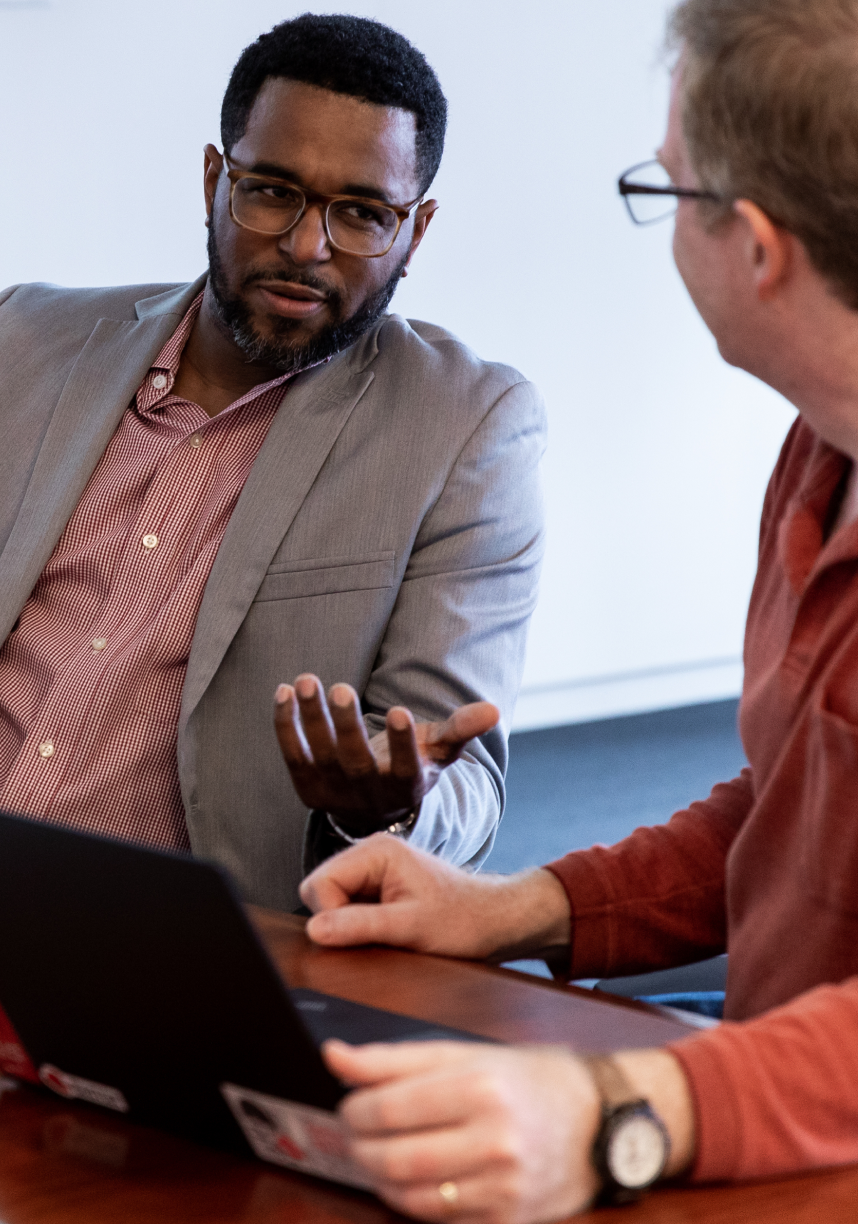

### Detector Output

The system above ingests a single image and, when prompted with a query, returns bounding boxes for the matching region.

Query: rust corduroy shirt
[547,417,858,1182]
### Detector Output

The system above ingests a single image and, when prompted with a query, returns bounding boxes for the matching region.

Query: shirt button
[152,373,168,390]
[188,433,202,448]
[92,637,107,651]
[38,740,55,759]
[142,534,158,550]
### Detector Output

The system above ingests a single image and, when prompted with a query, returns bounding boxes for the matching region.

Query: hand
[325,1039,603,1223]
[300,833,572,960]
[275,675,499,835]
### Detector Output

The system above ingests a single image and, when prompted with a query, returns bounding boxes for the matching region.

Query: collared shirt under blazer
[0,276,546,908]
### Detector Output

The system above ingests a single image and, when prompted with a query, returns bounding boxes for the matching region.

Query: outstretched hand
[274,675,499,836]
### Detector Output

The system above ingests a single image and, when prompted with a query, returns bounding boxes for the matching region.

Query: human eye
[239,180,301,206]
[335,200,395,231]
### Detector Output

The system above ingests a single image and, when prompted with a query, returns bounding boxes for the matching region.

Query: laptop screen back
[0,811,343,1151]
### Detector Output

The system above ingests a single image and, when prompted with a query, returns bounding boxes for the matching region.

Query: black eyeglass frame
[223,155,424,257]
[618,159,721,225]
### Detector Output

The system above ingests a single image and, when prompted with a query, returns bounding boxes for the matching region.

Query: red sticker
[276,1133,306,1161]
[0,1001,38,1084]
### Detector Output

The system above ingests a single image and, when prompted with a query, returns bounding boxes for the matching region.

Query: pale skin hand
[300,833,572,959]
[302,838,696,1216]
[323,1040,695,1224]
[274,675,500,836]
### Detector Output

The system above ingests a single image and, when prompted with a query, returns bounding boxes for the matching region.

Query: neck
[183,283,284,398]
[736,287,858,464]
[170,283,288,418]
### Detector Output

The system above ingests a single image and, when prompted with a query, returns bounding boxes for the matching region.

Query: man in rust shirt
[290,0,858,1218]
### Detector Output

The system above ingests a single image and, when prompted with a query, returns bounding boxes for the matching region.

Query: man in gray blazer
[0,15,544,911]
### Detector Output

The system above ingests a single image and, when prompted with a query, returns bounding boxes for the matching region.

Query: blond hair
[670,0,858,307]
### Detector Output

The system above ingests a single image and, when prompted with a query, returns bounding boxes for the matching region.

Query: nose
[278,202,332,265]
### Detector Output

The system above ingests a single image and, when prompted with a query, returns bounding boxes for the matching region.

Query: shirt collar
[137,291,325,416]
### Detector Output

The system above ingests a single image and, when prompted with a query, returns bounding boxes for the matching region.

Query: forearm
[404,760,499,868]
[453,867,573,961]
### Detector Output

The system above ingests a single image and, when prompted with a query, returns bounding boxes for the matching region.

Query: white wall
[0,0,796,729]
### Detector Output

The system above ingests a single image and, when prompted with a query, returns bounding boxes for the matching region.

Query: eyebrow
[245,159,395,204]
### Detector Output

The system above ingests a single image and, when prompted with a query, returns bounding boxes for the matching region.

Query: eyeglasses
[223,156,424,258]
[618,159,721,225]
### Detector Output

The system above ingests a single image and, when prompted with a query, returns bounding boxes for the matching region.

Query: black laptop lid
[0,811,343,1151]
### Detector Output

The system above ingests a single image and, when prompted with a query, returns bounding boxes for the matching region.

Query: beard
[206,225,408,375]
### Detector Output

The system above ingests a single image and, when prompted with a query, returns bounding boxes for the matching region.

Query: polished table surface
[0,908,855,1223]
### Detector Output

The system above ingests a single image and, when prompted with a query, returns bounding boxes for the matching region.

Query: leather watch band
[583,1054,670,1206]
[582,1054,639,1109]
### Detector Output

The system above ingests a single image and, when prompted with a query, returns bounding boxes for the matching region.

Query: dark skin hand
[274,676,500,835]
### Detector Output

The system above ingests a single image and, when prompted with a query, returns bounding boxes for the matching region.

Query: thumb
[424,701,500,760]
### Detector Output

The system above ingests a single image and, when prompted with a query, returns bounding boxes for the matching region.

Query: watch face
[606,1109,667,1190]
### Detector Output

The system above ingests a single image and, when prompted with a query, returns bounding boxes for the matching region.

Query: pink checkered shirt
[0,294,295,850]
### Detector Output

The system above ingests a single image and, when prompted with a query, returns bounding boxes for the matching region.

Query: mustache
[241,266,338,301]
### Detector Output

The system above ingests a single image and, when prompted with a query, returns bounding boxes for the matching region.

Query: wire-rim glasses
[618,159,721,225]
[224,155,424,258]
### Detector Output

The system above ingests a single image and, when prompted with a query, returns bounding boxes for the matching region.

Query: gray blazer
[0,276,545,910]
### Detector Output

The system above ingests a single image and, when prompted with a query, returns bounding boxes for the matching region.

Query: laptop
[0,810,486,1188]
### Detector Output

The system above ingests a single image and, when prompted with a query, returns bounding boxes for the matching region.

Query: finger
[351,1122,506,1185]
[328,684,377,779]
[294,674,339,766]
[377,1171,518,1224]
[340,1067,501,1139]
[423,702,500,763]
[305,897,414,948]
[324,1039,483,1092]
[273,685,313,773]
[299,834,401,913]
[386,706,422,780]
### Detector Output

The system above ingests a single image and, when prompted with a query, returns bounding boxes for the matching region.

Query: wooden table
[0,910,854,1223]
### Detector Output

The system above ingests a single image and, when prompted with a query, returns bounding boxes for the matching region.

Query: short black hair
[221,13,447,195]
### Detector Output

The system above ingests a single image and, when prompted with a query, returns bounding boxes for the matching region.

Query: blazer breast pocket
[253,552,396,603]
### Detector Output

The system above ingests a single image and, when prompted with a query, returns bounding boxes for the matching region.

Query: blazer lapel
[180,352,375,723]
[0,311,185,641]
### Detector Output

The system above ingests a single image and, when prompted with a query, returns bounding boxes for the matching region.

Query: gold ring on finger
[439,1181,459,1206]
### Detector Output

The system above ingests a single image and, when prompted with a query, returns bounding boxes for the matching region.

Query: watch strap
[584,1055,670,1206]
[582,1054,640,1110]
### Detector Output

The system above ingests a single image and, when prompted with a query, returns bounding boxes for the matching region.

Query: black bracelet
[325,809,419,845]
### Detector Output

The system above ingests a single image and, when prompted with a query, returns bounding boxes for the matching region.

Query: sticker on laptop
[38,1064,129,1113]
[0,1001,38,1084]
[221,1083,373,1190]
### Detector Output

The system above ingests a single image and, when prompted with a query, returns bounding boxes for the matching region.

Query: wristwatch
[584,1055,670,1206]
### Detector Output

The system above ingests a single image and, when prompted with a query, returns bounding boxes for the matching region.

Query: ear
[402,200,439,272]
[203,143,224,224]
[733,199,793,301]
